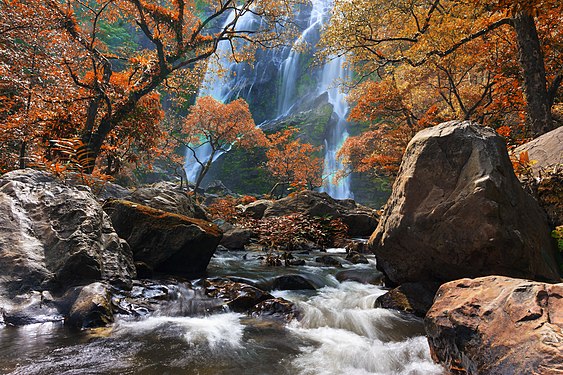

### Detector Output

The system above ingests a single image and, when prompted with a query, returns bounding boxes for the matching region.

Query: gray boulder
[369,121,561,284]
[220,227,253,250]
[0,169,136,301]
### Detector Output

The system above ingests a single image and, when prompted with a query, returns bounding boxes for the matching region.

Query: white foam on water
[290,327,443,375]
[286,282,443,375]
[115,313,244,349]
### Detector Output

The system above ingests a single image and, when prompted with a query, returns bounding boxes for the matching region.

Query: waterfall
[317,55,353,199]
[184,11,258,185]
[185,1,354,199]
[277,0,353,199]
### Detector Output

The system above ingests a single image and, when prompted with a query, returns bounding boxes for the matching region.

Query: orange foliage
[265,127,323,194]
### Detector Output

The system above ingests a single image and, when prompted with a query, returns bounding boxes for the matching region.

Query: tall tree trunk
[512,11,553,137]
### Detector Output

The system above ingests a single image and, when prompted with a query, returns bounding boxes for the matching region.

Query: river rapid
[0,249,443,375]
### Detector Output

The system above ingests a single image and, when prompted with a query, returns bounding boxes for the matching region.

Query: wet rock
[203,278,274,312]
[315,255,342,267]
[287,259,306,266]
[0,169,136,299]
[370,121,561,284]
[335,269,384,285]
[376,282,440,317]
[251,298,300,322]
[65,282,114,329]
[261,191,379,236]
[134,261,153,279]
[241,199,274,220]
[1,291,62,326]
[426,276,563,375]
[104,199,222,278]
[220,227,253,250]
[345,240,371,254]
[345,251,369,264]
[126,182,208,220]
[272,275,318,290]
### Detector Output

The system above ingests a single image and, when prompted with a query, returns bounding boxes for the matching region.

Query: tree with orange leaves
[265,127,323,196]
[182,96,267,193]
[1,0,297,174]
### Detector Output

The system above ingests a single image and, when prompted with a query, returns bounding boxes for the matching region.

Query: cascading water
[184,11,259,185]
[185,0,353,199]
[317,55,353,199]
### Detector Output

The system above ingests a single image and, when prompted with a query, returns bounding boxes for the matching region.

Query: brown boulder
[370,121,561,284]
[104,199,221,278]
[241,199,274,219]
[220,227,253,250]
[262,191,378,236]
[425,276,563,375]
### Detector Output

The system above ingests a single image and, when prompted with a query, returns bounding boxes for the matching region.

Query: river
[0,250,443,375]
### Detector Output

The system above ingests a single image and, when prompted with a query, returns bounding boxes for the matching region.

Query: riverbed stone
[251,298,300,322]
[335,269,385,285]
[425,276,563,375]
[220,227,253,250]
[369,121,561,284]
[272,274,318,290]
[203,278,274,312]
[0,169,136,300]
[65,282,114,328]
[104,199,222,278]
[375,282,440,317]
[315,255,342,267]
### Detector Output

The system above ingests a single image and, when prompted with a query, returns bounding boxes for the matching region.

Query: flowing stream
[0,250,443,375]
[184,0,354,199]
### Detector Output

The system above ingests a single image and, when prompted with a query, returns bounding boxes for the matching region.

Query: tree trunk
[512,11,553,137]
[19,140,26,169]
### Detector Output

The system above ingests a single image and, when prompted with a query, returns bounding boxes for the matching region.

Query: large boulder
[369,121,561,284]
[426,276,563,375]
[126,182,208,220]
[514,125,563,176]
[104,199,221,278]
[0,169,136,301]
[514,126,563,227]
[262,191,378,237]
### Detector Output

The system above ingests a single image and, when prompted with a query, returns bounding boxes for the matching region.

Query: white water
[115,313,245,349]
[287,282,443,375]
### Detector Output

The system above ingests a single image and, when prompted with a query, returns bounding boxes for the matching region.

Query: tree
[182,96,267,193]
[1,0,296,173]
[265,127,323,196]
[321,0,562,137]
